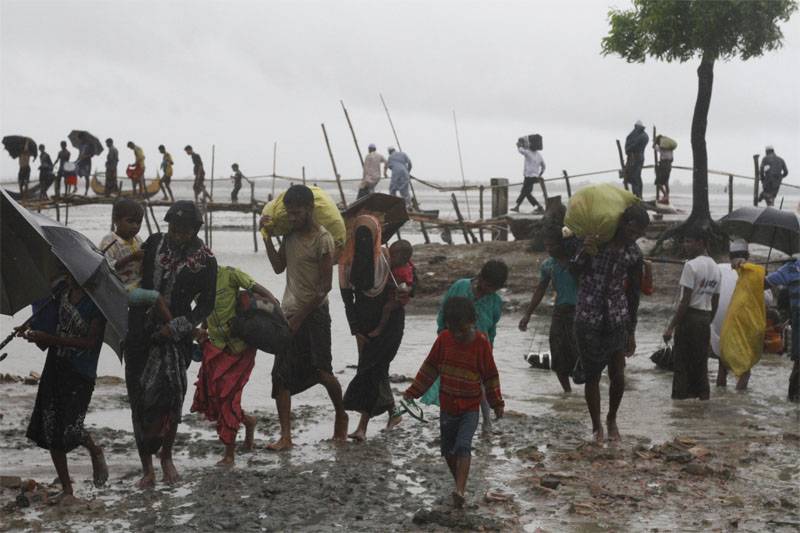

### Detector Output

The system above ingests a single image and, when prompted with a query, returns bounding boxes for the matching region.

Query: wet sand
[1,207,799,531]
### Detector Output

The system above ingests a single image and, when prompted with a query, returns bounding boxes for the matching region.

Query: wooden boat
[91,175,162,199]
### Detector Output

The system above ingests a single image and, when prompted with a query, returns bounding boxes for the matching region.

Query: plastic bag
[720,264,766,377]
[658,136,678,151]
[650,344,674,371]
[259,186,346,251]
[420,376,440,406]
[564,184,639,244]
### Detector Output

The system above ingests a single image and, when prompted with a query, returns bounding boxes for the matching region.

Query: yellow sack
[260,186,346,250]
[564,184,639,245]
[720,263,765,377]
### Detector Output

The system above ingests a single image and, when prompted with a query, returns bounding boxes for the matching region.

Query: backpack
[229,290,291,355]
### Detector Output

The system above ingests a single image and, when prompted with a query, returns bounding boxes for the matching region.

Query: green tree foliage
[601,0,796,247]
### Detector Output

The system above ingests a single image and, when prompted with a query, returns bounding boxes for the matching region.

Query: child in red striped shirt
[404,296,504,508]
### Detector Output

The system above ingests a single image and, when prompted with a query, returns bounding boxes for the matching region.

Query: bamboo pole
[452,110,471,218]
[615,139,629,191]
[562,170,572,198]
[64,202,69,226]
[271,141,277,197]
[652,126,659,202]
[302,166,306,185]
[321,123,348,208]
[753,154,760,206]
[478,185,485,242]
[252,209,258,253]
[341,100,364,168]
[379,93,430,243]
[451,193,476,244]
[728,175,734,214]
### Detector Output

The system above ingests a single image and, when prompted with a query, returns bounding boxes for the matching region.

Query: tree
[602,0,797,251]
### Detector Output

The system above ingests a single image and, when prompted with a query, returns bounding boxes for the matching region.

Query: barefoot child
[367,239,414,338]
[519,226,579,393]
[404,296,504,508]
[22,274,109,504]
[191,266,279,466]
[99,198,146,291]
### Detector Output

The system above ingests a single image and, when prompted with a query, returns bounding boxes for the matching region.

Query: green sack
[659,136,678,151]
[420,376,440,406]
[564,184,639,245]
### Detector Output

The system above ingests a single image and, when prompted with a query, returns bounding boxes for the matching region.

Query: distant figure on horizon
[105,138,119,195]
[76,139,93,196]
[18,139,33,197]
[37,144,54,200]
[759,145,788,207]
[511,138,545,213]
[185,145,211,203]
[654,134,677,205]
[158,145,175,202]
[127,142,145,196]
[624,120,649,199]
[386,146,412,209]
[357,143,387,200]
[230,163,244,203]
[54,141,71,198]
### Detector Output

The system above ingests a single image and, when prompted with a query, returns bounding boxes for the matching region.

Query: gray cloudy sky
[1,0,798,186]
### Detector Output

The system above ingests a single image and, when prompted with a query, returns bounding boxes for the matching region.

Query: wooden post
[652,126,660,201]
[451,193,476,244]
[340,100,364,167]
[210,144,215,199]
[252,209,258,253]
[478,185,485,242]
[271,141,277,197]
[321,123,348,208]
[142,200,153,236]
[491,178,509,241]
[538,176,549,202]
[562,170,572,198]
[728,174,734,214]
[616,139,629,191]
[302,166,306,185]
[203,198,209,245]
[55,203,60,222]
[753,154,760,206]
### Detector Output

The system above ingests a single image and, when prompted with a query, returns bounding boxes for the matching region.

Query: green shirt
[436,278,502,345]
[540,257,577,306]
[208,266,256,353]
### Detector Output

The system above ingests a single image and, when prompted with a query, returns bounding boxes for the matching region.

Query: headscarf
[338,214,389,297]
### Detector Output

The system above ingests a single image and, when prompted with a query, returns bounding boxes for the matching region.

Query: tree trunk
[688,55,714,224]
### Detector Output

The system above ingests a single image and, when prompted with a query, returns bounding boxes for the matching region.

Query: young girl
[519,226,579,392]
[22,275,108,504]
[404,296,504,508]
[99,198,145,291]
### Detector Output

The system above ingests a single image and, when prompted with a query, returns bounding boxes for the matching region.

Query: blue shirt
[436,278,502,345]
[767,259,800,308]
[540,257,577,306]
[387,151,412,182]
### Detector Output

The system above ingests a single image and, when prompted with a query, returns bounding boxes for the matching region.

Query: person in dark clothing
[38,144,55,199]
[624,120,649,199]
[185,145,212,202]
[54,141,71,198]
[158,145,175,202]
[573,204,649,442]
[759,146,789,206]
[105,138,119,195]
[125,201,217,488]
[230,163,244,203]
[340,215,409,441]
[76,141,93,196]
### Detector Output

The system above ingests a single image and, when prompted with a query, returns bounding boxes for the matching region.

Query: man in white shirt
[357,144,386,200]
[663,227,720,400]
[511,139,545,213]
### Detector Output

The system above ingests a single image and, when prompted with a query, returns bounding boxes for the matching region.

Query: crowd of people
[11,173,800,509]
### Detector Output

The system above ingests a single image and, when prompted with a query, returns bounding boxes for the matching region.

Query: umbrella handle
[0,288,63,360]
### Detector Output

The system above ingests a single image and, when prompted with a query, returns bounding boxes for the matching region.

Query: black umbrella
[0,189,127,358]
[343,192,409,243]
[2,135,38,160]
[68,130,104,157]
[718,206,800,255]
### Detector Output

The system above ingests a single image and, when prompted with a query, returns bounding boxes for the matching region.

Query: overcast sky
[1,0,798,187]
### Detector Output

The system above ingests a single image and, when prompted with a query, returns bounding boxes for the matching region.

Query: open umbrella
[0,189,126,358]
[718,206,800,256]
[68,130,103,157]
[343,192,408,243]
[2,135,38,160]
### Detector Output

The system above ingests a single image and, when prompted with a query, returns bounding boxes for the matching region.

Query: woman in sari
[125,201,217,488]
[340,215,409,441]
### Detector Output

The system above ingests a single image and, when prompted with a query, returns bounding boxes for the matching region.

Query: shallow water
[2,201,799,531]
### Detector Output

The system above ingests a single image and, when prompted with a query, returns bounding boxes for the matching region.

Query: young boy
[663,226,720,400]
[424,260,508,432]
[99,199,145,291]
[519,226,578,392]
[367,239,414,338]
[230,163,244,203]
[404,296,504,508]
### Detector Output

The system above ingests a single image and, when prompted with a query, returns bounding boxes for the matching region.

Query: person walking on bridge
[511,139,545,213]
[759,145,788,207]
[624,120,649,199]
[386,146,413,209]
[357,144,386,200]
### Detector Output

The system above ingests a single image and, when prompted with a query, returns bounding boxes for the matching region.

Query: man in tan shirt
[357,143,387,200]
[260,184,348,450]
